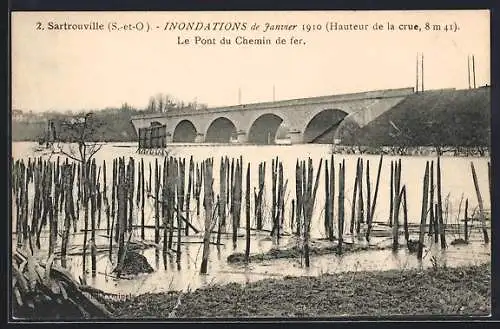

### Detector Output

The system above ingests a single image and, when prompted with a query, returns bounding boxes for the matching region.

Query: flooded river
[11,142,491,294]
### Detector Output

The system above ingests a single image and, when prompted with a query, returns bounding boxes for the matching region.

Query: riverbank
[113,263,490,318]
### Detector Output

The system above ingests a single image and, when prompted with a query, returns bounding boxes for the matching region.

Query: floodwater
[11,142,492,295]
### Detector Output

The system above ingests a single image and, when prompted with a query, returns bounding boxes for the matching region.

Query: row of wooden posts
[11,154,491,276]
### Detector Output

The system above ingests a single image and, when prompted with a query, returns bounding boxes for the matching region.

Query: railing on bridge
[137,122,168,155]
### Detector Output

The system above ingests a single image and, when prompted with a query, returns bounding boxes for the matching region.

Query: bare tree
[147,97,157,113]
[156,94,165,113]
[51,112,104,165]
[146,93,209,112]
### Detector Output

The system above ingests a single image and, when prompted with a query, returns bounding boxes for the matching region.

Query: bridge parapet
[131,87,414,120]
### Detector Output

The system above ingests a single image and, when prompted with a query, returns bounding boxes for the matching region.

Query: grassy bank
[113,263,490,318]
[341,87,490,147]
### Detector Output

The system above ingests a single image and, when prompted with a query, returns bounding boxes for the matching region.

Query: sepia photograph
[10,10,491,320]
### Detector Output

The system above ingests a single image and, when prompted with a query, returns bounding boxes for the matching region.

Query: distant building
[12,109,24,120]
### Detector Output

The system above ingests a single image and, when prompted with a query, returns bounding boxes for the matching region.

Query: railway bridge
[130,87,414,145]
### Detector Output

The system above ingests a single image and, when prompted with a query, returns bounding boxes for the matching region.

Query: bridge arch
[303,109,349,143]
[173,120,197,143]
[205,117,237,143]
[248,113,284,144]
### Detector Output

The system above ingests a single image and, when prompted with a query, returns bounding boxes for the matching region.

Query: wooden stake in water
[464,198,469,243]
[35,160,48,249]
[295,160,302,236]
[112,159,118,243]
[350,158,360,235]
[179,156,186,219]
[428,161,435,238]
[365,159,371,239]
[219,157,227,230]
[116,158,129,276]
[31,160,41,247]
[90,160,97,277]
[148,161,152,195]
[302,160,307,236]
[256,162,265,230]
[128,157,135,232]
[245,163,251,262]
[216,195,222,246]
[61,163,74,268]
[167,157,175,250]
[392,159,402,251]
[275,161,284,243]
[185,156,193,236]
[195,163,202,218]
[402,186,409,244]
[271,158,277,236]
[437,156,447,248]
[103,160,110,236]
[417,161,430,260]
[21,161,29,247]
[260,162,266,231]
[324,158,332,240]
[200,159,214,274]
[329,155,335,240]
[136,158,141,222]
[109,159,116,259]
[303,158,323,267]
[230,158,235,219]
[471,161,489,244]
[357,158,364,234]
[232,158,242,248]
[82,161,90,277]
[367,155,383,242]
[51,157,61,252]
[97,179,102,231]
[73,163,82,233]
[389,161,394,227]
[338,160,345,253]
[141,158,145,240]
[48,162,56,256]
[302,159,311,267]
[176,158,184,264]
[154,158,160,244]
[225,157,230,206]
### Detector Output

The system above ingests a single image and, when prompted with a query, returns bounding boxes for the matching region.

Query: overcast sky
[11,10,490,113]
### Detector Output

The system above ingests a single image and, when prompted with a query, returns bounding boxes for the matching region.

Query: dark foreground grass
[113,263,490,318]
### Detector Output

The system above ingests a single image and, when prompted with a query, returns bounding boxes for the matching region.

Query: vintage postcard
[10,10,491,320]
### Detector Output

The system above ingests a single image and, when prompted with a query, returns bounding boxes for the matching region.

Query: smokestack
[238,88,242,105]
[472,55,476,88]
[273,85,276,101]
[467,55,471,89]
[421,53,424,92]
[416,53,419,93]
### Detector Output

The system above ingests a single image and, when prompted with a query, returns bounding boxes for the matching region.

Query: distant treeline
[12,106,141,142]
[12,93,210,143]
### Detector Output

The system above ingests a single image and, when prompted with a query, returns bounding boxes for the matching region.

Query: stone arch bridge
[131,87,414,145]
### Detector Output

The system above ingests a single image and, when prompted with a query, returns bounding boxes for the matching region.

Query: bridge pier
[195,133,205,143]
[287,129,303,144]
[165,133,173,144]
[236,130,247,144]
